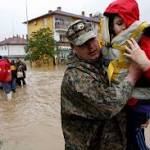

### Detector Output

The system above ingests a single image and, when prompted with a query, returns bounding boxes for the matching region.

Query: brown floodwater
[0,64,149,150]
[0,65,65,150]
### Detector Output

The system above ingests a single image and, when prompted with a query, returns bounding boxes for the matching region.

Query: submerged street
[0,65,65,150]
[0,65,149,150]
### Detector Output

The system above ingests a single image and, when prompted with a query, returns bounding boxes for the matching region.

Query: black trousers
[126,106,150,150]
[16,77,26,86]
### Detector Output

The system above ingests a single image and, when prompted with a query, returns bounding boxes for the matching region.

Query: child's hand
[124,38,150,71]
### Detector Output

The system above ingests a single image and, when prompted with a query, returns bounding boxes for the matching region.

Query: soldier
[61,19,141,150]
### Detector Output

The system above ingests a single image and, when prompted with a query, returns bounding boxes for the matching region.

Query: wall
[28,16,53,37]
[0,45,26,57]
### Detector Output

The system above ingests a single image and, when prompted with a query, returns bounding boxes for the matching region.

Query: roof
[0,36,27,46]
[23,9,99,23]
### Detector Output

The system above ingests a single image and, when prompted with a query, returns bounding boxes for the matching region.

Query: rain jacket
[61,53,133,150]
[100,0,150,106]
[0,59,12,82]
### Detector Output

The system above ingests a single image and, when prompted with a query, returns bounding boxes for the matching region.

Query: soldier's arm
[62,64,140,119]
[73,73,133,119]
[76,64,141,118]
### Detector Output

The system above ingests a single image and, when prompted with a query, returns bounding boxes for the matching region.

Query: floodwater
[0,64,149,150]
[0,65,65,150]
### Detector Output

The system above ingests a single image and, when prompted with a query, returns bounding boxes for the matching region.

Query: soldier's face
[73,38,101,61]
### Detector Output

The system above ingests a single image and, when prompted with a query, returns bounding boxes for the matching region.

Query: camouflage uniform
[61,53,133,150]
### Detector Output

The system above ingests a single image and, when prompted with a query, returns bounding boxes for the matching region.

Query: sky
[0,0,149,41]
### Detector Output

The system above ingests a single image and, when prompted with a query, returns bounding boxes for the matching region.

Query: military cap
[66,20,96,46]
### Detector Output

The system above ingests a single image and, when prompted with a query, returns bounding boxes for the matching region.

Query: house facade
[24,7,99,63]
[0,36,27,59]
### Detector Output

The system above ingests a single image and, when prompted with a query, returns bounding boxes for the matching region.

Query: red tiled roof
[0,36,27,46]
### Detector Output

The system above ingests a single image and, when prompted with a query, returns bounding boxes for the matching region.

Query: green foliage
[25,27,57,63]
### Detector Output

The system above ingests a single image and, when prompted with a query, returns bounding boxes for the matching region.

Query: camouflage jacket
[61,54,133,150]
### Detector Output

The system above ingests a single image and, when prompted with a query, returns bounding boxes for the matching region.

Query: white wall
[0,45,26,57]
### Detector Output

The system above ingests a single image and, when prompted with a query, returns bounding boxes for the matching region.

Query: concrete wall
[0,45,26,57]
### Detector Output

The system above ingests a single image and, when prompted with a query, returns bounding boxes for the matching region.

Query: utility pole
[26,0,29,37]
[7,44,9,58]
[25,0,32,66]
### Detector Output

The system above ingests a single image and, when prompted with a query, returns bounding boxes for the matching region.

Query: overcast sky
[0,0,149,40]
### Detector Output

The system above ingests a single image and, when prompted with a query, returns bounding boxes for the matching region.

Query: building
[24,7,99,63]
[0,35,27,59]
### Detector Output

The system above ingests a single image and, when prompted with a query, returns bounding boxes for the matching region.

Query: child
[99,0,150,149]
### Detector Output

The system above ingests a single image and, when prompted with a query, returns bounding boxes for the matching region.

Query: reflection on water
[0,65,65,150]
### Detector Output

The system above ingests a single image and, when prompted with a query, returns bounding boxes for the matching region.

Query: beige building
[24,7,99,62]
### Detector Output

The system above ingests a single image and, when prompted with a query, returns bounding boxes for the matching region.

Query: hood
[104,0,139,27]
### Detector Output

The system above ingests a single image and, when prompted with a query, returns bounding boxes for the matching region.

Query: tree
[25,27,57,66]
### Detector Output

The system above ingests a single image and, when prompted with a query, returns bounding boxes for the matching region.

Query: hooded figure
[100,0,150,149]
[100,0,150,87]
[104,0,139,27]
[104,0,150,54]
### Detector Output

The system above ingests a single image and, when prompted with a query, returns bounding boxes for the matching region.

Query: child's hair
[106,13,119,39]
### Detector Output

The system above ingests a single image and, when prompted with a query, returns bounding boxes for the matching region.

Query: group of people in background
[0,56,27,100]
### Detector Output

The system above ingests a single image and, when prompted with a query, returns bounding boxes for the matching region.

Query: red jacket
[104,0,150,70]
[104,0,139,27]
[139,35,150,81]
[104,0,150,106]
[0,59,11,82]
